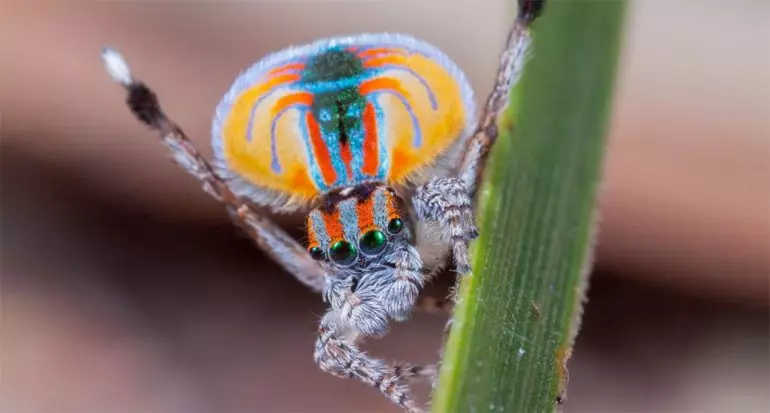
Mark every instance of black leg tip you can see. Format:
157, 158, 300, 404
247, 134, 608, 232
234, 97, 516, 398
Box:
126, 82, 165, 128
519, 0, 545, 24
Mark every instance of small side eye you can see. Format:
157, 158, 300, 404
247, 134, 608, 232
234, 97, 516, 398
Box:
387, 218, 404, 235
329, 240, 358, 266
309, 246, 324, 261
359, 230, 387, 256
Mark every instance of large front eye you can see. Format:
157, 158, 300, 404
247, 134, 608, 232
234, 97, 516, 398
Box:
359, 230, 387, 256
329, 240, 357, 266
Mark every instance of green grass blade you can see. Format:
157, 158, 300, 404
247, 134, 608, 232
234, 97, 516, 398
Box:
431, 1, 628, 412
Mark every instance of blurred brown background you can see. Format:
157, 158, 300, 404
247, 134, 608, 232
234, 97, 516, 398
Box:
1, 1, 768, 412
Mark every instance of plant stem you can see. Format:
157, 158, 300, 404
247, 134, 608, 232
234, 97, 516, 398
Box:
431, 1, 628, 412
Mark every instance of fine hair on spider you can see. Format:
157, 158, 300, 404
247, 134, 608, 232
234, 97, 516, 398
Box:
100, 1, 544, 411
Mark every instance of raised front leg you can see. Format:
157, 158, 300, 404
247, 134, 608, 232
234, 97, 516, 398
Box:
413, 177, 478, 275
457, 3, 541, 191
100, 48, 326, 292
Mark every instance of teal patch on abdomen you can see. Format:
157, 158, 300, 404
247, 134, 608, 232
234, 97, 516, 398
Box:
301, 48, 365, 83
300, 48, 368, 145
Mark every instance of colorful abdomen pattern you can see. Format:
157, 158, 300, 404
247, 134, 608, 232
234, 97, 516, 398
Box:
212, 34, 476, 204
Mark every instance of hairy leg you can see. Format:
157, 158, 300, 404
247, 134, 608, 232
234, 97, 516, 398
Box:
413, 1, 543, 276
393, 362, 438, 383
100, 49, 326, 292
314, 310, 424, 413
458, 0, 543, 191
315, 239, 434, 409
413, 177, 477, 274
317, 274, 441, 408
323, 275, 391, 338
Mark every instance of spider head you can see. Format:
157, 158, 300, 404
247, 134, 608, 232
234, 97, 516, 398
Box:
305, 183, 411, 270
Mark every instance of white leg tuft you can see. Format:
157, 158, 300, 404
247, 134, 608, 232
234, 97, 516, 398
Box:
101, 47, 133, 86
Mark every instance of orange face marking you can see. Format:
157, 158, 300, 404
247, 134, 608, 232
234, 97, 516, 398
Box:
306, 112, 337, 186
355, 195, 376, 233
322, 209, 345, 242
306, 218, 319, 247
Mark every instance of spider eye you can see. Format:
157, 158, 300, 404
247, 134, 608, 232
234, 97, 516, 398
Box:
387, 218, 404, 235
329, 240, 357, 266
309, 246, 324, 261
359, 230, 387, 256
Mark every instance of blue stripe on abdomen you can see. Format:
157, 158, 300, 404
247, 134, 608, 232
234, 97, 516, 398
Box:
270, 103, 310, 173
372, 90, 423, 148
373, 65, 438, 110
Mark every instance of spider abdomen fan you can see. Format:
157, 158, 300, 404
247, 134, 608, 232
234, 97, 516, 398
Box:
211, 33, 477, 210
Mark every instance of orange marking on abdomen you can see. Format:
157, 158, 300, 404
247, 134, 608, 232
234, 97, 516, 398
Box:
273, 92, 313, 116
291, 170, 317, 199
361, 102, 379, 176
233, 73, 300, 123
306, 112, 337, 186
259, 73, 300, 93
268, 62, 305, 76
359, 77, 408, 97
363, 54, 408, 68
389, 148, 414, 183
340, 143, 353, 181
358, 47, 408, 59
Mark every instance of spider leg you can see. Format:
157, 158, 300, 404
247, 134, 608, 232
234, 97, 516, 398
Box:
413, 1, 543, 276
413, 178, 477, 274
459, 0, 542, 191
100, 48, 326, 292
393, 362, 438, 383
323, 275, 391, 338
414, 295, 454, 315
315, 309, 424, 413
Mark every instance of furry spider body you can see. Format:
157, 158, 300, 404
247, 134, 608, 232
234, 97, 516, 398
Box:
101, 2, 543, 411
